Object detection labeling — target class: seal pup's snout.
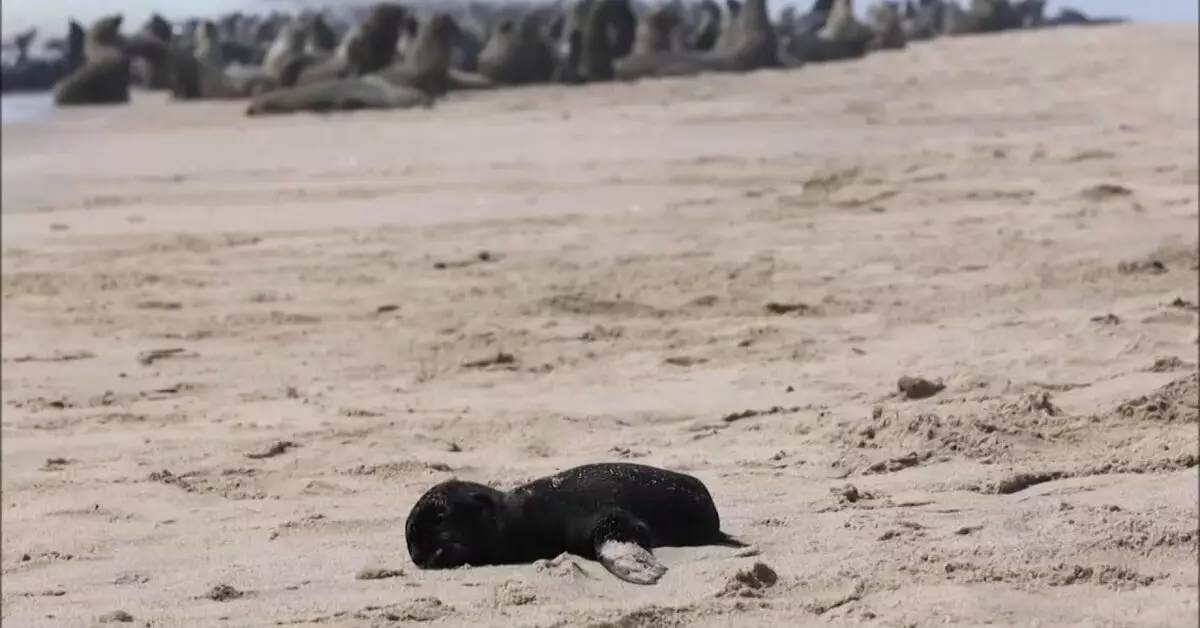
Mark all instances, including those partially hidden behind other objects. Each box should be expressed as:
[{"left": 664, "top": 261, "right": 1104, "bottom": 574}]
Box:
[{"left": 405, "top": 480, "right": 504, "bottom": 570}]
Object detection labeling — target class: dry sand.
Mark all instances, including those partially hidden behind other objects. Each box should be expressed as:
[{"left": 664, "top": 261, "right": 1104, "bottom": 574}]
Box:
[{"left": 2, "top": 23, "right": 1198, "bottom": 628}]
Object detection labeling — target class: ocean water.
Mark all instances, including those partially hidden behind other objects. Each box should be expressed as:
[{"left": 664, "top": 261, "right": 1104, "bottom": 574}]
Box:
[{"left": 1, "top": 91, "right": 54, "bottom": 125}]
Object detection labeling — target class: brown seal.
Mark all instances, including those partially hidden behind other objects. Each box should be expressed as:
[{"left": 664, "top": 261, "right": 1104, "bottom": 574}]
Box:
[
  {"left": 287, "top": 2, "right": 409, "bottom": 87},
  {"left": 867, "top": 1, "right": 908, "bottom": 50},
  {"left": 54, "top": 15, "right": 132, "bottom": 106},
  {"left": 475, "top": 9, "right": 560, "bottom": 86}
]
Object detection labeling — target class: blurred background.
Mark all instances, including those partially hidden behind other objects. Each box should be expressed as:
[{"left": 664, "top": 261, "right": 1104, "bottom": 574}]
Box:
[{"left": 1, "top": 0, "right": 1196, "bottom": 38}]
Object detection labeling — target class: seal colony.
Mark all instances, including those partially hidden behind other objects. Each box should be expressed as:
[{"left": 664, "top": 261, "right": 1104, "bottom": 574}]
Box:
[
  {"left": 405, "top": 462, "right": 746, "bottom": 584},
  {"left": 2, "top": 0, "right": 1128, "bottom": 115}
]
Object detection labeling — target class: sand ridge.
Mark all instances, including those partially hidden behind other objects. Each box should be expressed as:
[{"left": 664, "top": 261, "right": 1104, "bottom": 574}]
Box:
[{"left": 1, "top": 22, "right": 1198, "bottom": 628}]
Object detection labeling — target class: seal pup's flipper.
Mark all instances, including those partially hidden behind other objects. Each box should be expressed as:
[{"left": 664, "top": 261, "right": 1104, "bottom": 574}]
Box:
[
  {"left": 597, "top": 540, "right": 669, "bottom": 585},
  {"left": 588, "top": 509, "right": 668, "bottom": 585},
  {"left": 245, "top": 75, "right": 433, "bottom": 116}
]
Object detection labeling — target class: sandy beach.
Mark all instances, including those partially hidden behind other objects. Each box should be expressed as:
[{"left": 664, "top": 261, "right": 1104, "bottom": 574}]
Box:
[{"left": 2, "top": 22, "right": 1198, "bottom": 628}]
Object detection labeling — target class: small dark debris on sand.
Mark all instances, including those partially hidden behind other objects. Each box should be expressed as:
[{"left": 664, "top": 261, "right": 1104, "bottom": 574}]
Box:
[
  {"left": 339, "top": 407, "right": 383, "bottom": 417},
  {"left": 356, "top": 567, "right": 404, "bottom": 580},
  {"left": 434, "top": 251, "right": 495, "bottom": 270},
  {"left": 19, "top": 588, "right": 65, "bottom": 597},
  {"left": 764, "top": 301, "right": 813, "bottom": 315},
  {"left": 717, "top": 562, "right": 779, "bottom": 598},
  {"left": 375, "top": 304, "right": 400, "bottom": 315},
  {"left": 41, "top": 457, "right": 71, "bottom": 470},
  {"left": 954, "top": 525, "right": 984, "bottom": 535},
  {"left": 1091, "top": 313, "right": 1121, "bottom": 325},
  {"left": 978, "top": 471, "right": 1069, "bottom": 495},
  {"left": 1080, "top": 183, "right": 1133, "bottom": 200},
  {"left": 245, "top": 441, "right": 297, "bottom": 460},
  {"left": 721, "top": 405, "right": 804, "bottom": 423},
  {"left": 1117, "top": 259, "right": 1167, "bottom": 275},
  {"left": 462, "top": 352, "right": 517, "bottom": 369},
  {"left": 897, "top": 376, "right": 945, "bottom": 400},
  {"left": 834, "top": 484, "right": 875, "bottom": 503},
  {"left": 97, "top": 610, "right": 135, "bottom": 623},
  {"left": 805, "top": 580, "right": 866, "bottom": 615},
  {"left": 147, "top": 383, "right": 192, "bottom": 397},
  {"left": 862, "top": 451, "right": 932, "bottom": 475},
  {"left": 664, "top": 356, "right": 708, "bottom": 367},
  {"left": 148, "top": 469, "right": 185, "bottom": 485},
  {"left": 1167, "top": 297, "right": 1199, "bottom": 312},
  {"left": 113, "top": 572, "right": 151, "bottom": 585},
  {"left": 203, "top": 584, "right": 246, "bottom": 601},
  {"left": 358, "top": 597, "right": 451, "bottom": 623},
  {"left": 137, "top": 348, "right": 187, "bottom": 366},
  {"left": 136, "top": 300, "right": 183, "bottom": 310},
  {"left": 9, "top": 350, "right": 96, "bottom": 363},
  {"left": 1147, "top": 357, "right": 1190, "bottom": 373}
]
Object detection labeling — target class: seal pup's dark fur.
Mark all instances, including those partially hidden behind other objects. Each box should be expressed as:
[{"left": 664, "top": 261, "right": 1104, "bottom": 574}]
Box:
[{"left": 405, "top": 462, "right": 746, "bottom": 585}]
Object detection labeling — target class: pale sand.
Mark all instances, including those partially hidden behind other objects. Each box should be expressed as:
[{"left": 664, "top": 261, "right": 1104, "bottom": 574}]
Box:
[{"left": 2, "top": 23, "right": 1198, "bottom": 628}]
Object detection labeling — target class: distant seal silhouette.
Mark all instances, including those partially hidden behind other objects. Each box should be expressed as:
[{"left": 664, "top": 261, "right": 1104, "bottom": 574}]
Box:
[
  {"left": 780, "top": 0, "right": 875, "bottom": 65},
  {"left": 596, "top": 0, "right": 777, "bottom": 82},
  {"left": 132, "top": 13, "right": 174, "bottom": 90},
  {"left": 940, "top": 0, "right": 981, "bottom": 36},
  {"left": 244, "top": 8, "right": 445, "bottom": 116},
  {"left": 193, "top": 20, "right": 225, "bottom": 68},
  {"left": 866, "top": 1, "right": 907, "bottom": 50},
  {"left": 123, "top": 29, "right": 280, "bottom": 100},
  {"left": 244, "top": 73, "right": 433, "bottom": 115},
  {"left": 630, "top": 6, "right": 684, "bottom": 55},
  {"left": 286, "top": 3, "right": 408, "bottom": 87},
  {"left": 968, "top": 0, "right": 1024, "bottom": 33},
  {"left": 405, "top": 462, "right": 747, "bottom": 585},
  {"left": 82, "top": 14, "right": 125, "bottom": 61},
  {"left": 2, "top": 21, "right": 84, "bottom": 93},
  {"left": 476, "top": 8, "right": 562, "bottom": 86},
  {"left": 902, "top": 0, "right": 943, "bottom": 41},
  {"left": 262, "top": 21, "right": 307, "bottom": 77},
  {"left": 686, "top": 0, "right": 723, "bottom": 52},
  {"left": 54, "top": 15, "right": 132, "bottom": 106},
  {"left": 304, "top": 13, "right": 339, "bottom": 55}
]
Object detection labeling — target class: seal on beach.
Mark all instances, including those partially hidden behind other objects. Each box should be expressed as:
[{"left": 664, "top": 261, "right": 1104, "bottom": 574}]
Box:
[
  {"left": 244, "top": 73, "right": 433, "bottom": 115},
  {"left": 866, "top": 1, "right": 908, "bottom": 50},
  {"left": 778, "top": 0, "right": 876, "bottom": 65},
  {"left": 54, "top": 15, "right": 133, "bottom": 106},
  {"left": 686, "top": 0, "right": 723, "bottom": 52},
  {"left": 193, "top": 20, "right": 225, "bottom": 68},
  {"left": 592, "top": 0, "right": 778, "bottom": 82},
  {"left": 475, "top": 9, "right": 561, "bottom": 86},
  {"left": 285, "top": 2, "right": 409, "bottom": 87},
  {"left": 131, "top": 13, "right": 175, "bottom": 90},
  {"left": 1, "top": 21, "right": 85, "bottom": 94},
  {"left": 404, "top": 462, "right": 747, "bottom": 585}
]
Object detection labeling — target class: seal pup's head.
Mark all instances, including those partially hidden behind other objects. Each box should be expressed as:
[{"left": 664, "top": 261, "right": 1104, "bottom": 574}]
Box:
[{"left": 405, "top": 479, "right": 505, "bottom": 569}]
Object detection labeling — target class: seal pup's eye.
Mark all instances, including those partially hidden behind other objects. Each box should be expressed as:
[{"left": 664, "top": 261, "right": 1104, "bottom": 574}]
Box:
[
  {"left": 466, "top": 492, "right": 491, "bottom": 509},
  {"left": 428, "top": 508, "right": 447, "bottom": 525}
]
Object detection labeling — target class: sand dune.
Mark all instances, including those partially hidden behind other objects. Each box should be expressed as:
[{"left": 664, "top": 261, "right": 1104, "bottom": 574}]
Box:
[{"left": 1, "top": 22, "right": 1197, "bottom": 628}]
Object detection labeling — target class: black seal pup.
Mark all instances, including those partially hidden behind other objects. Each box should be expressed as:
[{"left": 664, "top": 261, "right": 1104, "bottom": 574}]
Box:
[{"left": 405, "top": 462, "right": 747, "bottom": 585}]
